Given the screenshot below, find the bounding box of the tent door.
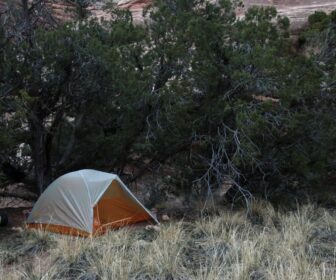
[93,204,102,232]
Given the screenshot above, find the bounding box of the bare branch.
[0,191,37,201]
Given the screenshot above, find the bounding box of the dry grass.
[1,201,336,280]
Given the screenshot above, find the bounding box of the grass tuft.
[1,201,335,279]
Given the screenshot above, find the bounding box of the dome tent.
[27,169,159,236]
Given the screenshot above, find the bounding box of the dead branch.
[0,191,37,201]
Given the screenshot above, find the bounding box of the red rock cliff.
[0,0,335,28]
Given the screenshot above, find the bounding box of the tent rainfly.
[27,169,159,236]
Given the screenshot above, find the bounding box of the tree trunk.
[30,118,52,194]
[21,0,33,45]
[32,125,45,194]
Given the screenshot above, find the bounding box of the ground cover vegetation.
[0,0,335,204]
[1,201,335,279]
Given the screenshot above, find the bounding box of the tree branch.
[0,191,37,201]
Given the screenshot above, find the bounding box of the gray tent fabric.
[27,169,159,233]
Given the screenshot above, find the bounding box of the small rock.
[161,214,170,221]
[12,227,23,232]
[145,225,160,232]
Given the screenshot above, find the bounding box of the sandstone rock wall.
[0,1,77,22]
[118,0,336,28]
[0,0,336,28]
[117,0,151,22]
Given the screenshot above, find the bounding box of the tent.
[27,169,159,236]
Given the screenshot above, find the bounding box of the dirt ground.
[1,202,335,279]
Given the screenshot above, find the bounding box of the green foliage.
[0,1,334,200]
[308,11,330,30]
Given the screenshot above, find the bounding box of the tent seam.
[91,177,115,207]
[79,170,94,233]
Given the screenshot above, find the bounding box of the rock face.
[0,1,147,23]
[114,0,336,28]
[0,0,336,28]
[245,0,336,29]
[117,0,151,22]
[0,1,78,22]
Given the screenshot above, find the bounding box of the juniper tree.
[0,0,334,202]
